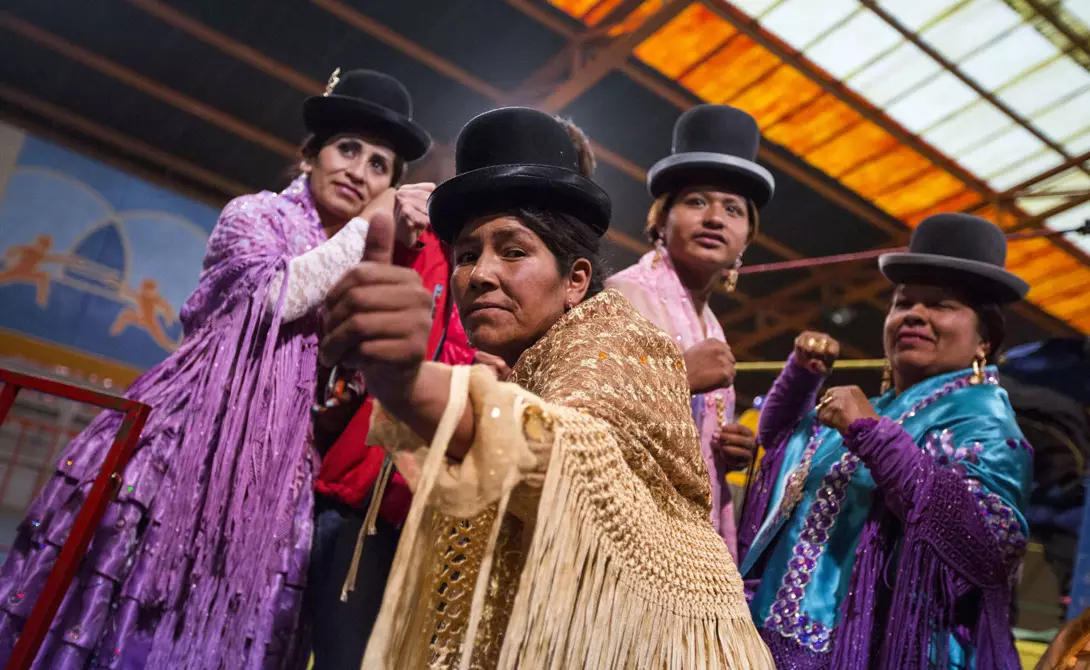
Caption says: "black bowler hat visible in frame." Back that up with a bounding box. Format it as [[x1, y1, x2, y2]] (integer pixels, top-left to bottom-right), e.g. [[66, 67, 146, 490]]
[[303, 68, 431, 161], [428, 107, 612, 245], [879, 213, 1029, 304], [647, 104, 775, 208]]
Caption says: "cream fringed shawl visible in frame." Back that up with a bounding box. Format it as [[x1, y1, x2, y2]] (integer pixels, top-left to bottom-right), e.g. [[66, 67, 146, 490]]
[[361, 290, 772, 669]]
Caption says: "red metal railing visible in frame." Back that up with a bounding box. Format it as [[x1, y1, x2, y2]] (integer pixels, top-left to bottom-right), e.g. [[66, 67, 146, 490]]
[[0, 368, 149, 670]]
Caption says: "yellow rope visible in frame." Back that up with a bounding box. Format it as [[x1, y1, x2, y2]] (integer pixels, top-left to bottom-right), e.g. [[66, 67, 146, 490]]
[[735, 358, 887, 372]]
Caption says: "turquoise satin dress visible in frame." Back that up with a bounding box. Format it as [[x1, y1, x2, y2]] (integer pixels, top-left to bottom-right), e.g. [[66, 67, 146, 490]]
[[742, 366, 1032, 667]]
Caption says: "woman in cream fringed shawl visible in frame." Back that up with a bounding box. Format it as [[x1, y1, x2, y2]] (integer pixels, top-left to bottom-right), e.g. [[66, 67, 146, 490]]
[[318, 107, 772, 669]]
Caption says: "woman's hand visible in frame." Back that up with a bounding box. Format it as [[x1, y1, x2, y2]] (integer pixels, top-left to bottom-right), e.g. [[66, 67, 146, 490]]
[[361, 187, 396, 227], [393, 182, 435, 248], [794, 331, 840, 375], [816, 386, 878, 434], [320, 202, 432, 410], [684, 339, 736, 394], [474, 350, 512, 381], [713, 423, 757, 472]]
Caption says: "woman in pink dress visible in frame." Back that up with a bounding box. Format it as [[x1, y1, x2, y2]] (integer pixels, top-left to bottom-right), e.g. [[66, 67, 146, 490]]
[[607, 104, 774, 559]]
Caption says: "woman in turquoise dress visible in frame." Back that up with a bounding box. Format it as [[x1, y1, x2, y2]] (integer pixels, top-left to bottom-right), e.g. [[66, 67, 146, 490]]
[[738, 213, 1032, 669]]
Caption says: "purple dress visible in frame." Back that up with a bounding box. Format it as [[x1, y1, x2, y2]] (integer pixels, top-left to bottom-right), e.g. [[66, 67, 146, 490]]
[[0, 177, 327, 669]]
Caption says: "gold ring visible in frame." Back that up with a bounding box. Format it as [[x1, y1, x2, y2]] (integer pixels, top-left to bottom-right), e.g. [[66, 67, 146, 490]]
[[816, 394, 832, 411], [807, 337, 817, 348], [817, 338, 828, 354]]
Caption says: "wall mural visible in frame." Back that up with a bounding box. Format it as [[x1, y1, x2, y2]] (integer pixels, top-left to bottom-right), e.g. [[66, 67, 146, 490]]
[[0, 124, 219, 371]]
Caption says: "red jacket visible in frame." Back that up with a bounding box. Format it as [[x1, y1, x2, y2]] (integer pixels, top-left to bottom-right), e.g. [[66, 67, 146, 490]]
[[315, 228, 475, 524]]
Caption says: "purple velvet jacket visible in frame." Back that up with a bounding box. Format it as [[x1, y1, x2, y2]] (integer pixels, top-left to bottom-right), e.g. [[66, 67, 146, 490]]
[[739, 355, 1031, 669]]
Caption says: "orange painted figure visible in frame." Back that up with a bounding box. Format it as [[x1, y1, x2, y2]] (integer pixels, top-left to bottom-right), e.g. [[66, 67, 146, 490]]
[[0, 235, 57, 307], [109, 278, 179, 350]]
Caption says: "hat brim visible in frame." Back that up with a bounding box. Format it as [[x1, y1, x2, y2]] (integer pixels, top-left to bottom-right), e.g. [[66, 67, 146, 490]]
[[428, 165, 611, 245], [647, 152, 774, 208], [303, 95, 431, 161], [879, 252, 1029, 305]]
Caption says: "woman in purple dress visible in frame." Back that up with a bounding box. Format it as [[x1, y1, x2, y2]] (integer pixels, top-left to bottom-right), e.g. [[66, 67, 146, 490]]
[[0, 68, 430, 669], [739, 213, 1032, 668]]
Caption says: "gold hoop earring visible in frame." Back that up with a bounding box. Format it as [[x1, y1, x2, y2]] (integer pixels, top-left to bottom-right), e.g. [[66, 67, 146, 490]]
[[880, 359, 893, 394]]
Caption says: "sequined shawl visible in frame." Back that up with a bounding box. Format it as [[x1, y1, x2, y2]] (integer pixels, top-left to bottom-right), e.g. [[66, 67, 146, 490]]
[[0, 176, 324, 669], [361, 290, 772, 669], [607, 245, 738, 555]]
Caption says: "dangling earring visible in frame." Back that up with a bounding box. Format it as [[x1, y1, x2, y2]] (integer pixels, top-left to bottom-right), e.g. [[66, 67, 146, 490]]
[[880, 359, 893, 394], [969, 352, 987, 385], [722, 258, 741, 292]]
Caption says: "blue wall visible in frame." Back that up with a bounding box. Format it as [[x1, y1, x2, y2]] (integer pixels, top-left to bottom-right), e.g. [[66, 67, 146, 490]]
[[0, 124, 220, 369]]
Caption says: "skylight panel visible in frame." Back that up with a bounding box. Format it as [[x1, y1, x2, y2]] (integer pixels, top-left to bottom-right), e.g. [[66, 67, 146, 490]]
[[919, 0, 1021, 61], [874, 0, 959, 31], [806, 10, 902, 79], [759, 0, 858, 49], [1061, 0, 1090, 28], [957, 125, 1049, 176], [1033, 88, 1090, 144], [847, 41, 943, 107], [959, 24, 1059, 90], [884, 70, 979, 133], [995, 57, 1090, 119], [730, 0, 784, 18], [922, 100, 1012, 155], [985, 149, 1065, 190]]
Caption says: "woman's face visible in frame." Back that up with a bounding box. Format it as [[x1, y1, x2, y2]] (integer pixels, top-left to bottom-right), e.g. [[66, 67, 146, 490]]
[[883, 283, 988, 390], [452, 215, 591, 366], [661, 186, 749, 273], [306, 133, 396, 225]]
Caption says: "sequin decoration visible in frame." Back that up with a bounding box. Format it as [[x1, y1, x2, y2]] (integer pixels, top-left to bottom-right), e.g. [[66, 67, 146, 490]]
[[966, 479, 1027, 566], [923, 429, 983, 476]]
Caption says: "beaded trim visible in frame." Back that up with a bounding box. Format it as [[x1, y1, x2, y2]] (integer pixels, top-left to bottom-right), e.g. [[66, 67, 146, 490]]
[[764, 371, 998, 652]]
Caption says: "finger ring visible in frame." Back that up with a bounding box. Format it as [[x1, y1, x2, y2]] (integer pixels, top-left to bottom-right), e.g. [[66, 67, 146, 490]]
[[817, 338, 828, 353], [816, 394, 832, 411], [807, 337, 817, 348]]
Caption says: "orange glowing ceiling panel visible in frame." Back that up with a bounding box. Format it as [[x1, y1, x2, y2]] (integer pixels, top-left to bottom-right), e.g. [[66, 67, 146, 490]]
[[546, 0, 602, 20], [762, 95, 862, 156], [904, 190, 982, 226], [607, 0, 666, 35], [802, 121, 897, 177], [839, 147, 932, 198], [1007, 237, 1058, 268], [728, 66, 824, 128], [633, 4, 735, 78], [583, 0, 626, 24], [680, 35, 779, 103], [874, 169, 967, 218]]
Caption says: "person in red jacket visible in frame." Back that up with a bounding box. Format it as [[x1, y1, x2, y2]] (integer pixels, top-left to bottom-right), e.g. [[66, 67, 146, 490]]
[[306, 182, 477, 670]]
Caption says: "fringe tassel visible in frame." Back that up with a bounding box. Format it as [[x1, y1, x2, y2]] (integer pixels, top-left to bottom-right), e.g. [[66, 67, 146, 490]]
[[340, 456, 395, 602], [829, 505, 886, 670], [361, 366, 471, 669], [497, 421, 773, 669]]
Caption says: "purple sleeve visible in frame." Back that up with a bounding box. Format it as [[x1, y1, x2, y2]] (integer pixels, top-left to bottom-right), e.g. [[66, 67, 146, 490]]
[[757, 353, 825, 455], [845, 417, 1024, 669], [844, 417, 1018, 579]]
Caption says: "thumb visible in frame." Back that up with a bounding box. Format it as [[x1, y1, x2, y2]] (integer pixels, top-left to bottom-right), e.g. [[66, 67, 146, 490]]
[[361, 208, 395, 264]]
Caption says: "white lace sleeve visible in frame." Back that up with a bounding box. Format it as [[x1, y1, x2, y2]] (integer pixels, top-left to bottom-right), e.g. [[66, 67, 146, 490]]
[[268, 217, 369, 322]]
